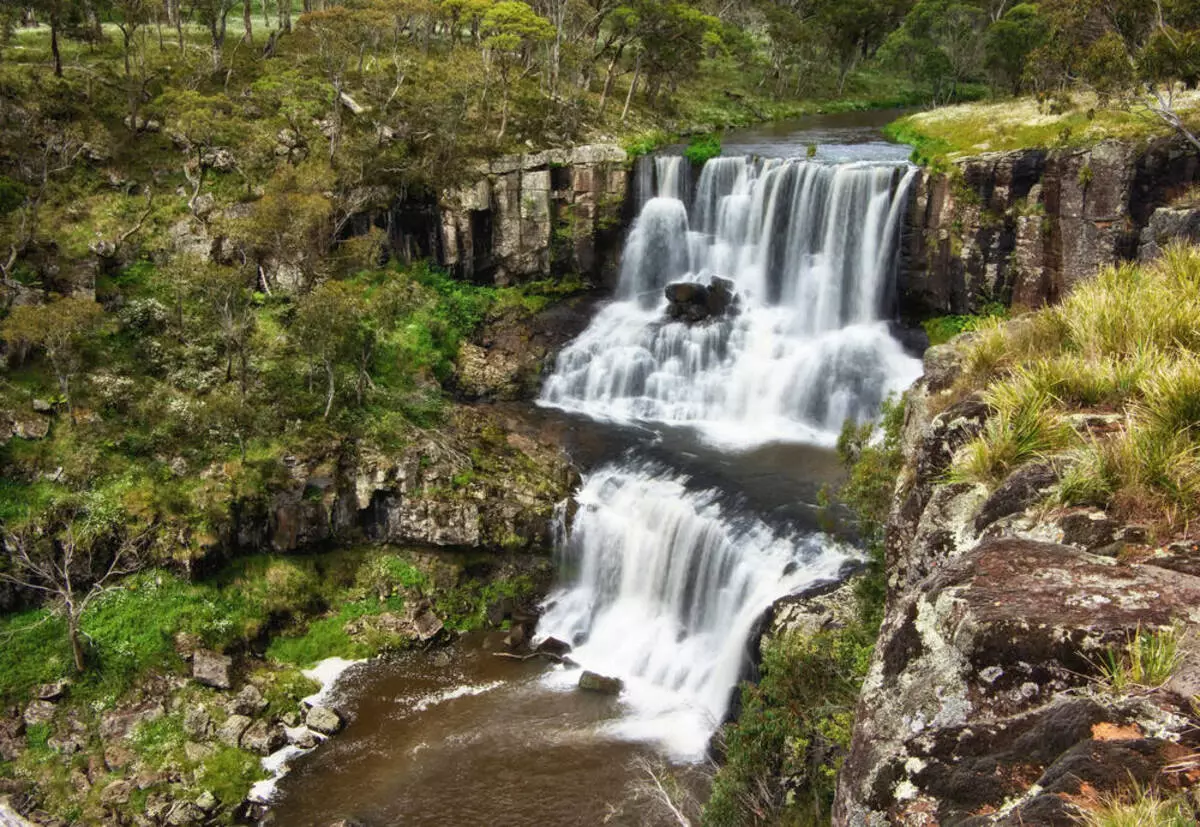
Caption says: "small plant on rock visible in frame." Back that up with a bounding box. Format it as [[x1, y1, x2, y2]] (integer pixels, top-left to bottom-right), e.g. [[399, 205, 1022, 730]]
[[1092, 624, 1182, 693]]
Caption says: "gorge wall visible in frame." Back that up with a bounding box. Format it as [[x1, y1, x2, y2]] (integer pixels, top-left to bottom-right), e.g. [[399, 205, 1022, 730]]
[[901, 138, 1200, 316], [830, 345, 1200, 825]]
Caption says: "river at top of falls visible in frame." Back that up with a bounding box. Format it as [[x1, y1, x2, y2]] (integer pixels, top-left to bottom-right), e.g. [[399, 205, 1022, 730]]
[[539, 152, 924, 449]]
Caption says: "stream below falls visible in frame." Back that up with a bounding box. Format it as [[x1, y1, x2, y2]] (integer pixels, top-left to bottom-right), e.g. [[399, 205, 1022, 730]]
[[269, 109, 923, 826]]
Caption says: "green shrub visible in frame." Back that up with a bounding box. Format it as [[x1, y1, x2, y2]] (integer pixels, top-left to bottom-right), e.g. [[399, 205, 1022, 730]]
[[195, 746, 267, 808], [1076, 786, 1195, 827], [683, 134, 722, 165]]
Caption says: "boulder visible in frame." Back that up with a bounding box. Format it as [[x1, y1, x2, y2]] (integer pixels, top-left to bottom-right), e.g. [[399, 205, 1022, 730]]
[[227, 685, 267, 717], [217, 714, 252, 748], [241, 721, 287, 756], [578, 671, 623, 695], [100, 779, 132, 807], [192, 650, 233, 690], [305, 706, 343, 736], [31, 399, 52, 414], [35, 680, 69, 702], [182, 706, 212, 741], [165, 802, 205, 826], [194, 791, 217, 813], [286, 726, 319, 749], [535, 637, 572, 658], [22, 701, 56, 727], [664, 276, 740, 324]]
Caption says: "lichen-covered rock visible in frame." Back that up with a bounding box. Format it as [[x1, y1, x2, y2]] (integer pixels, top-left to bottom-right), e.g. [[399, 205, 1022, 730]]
[[192, 650, 232, 690], [1139, 206, 1200, 260], [305, 706, 343, 735], [835, 539, 1200, 825], [241, 721, 287, 756], [227, 685, 267, 717], [902, 139, 1200, 316], [217, 714, 252, 748]]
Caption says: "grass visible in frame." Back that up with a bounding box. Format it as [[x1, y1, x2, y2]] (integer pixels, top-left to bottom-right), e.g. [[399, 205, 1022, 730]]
[[1074, 786, 1196, 827], [943, 243, 1200, 523], [886, 91, 1200, 165], [1092, 625, 1182, 693]]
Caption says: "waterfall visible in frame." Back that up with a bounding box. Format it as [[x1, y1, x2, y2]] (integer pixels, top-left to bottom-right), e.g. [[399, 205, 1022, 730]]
[[536, 151, 921, 761], [540, 156, 923, 448], [537, 462, 847, 759]]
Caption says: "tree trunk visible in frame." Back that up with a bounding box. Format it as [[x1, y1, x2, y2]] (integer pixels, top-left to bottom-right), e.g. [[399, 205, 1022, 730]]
[[242, 0, 253, 43], [50, 15, 62, 77], [279, 0, 291, 35], [68, 613, 85, 673], [621, 54, 641, 122], [322, 360, 335, 419], [598, 46, 623, 115]]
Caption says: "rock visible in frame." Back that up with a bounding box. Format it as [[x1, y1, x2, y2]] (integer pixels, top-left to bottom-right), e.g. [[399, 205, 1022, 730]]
[[664, 277, 740, 324], [30, 399, 52, 414], [305, 706, 343, 735], [835, 537, 1200, 824], [35, 679, 69, 702], [286, 726, 319, 749], [217, 714, 252, 748], [192, 650, 233, 690], [921, 343, 966, 393], [578, 671, 623, 695], [173, 632, 202, 657], [241, 721, 287, 756], [104, 745, 134, 769], [12, 415, 49, 440], [1139, 206, 1200, 261], [100, 779, 132, 807], [194, 791, 217, 813], [227, 685, 267, 717], [165, 802, 205, 826], [182, 706, 211, 741], [973, 461, 1060, 533], [504, 622, 527, 650], [535, 637, 572, 658], [411, 608, 443, 643], [183, 742, 213, 763], [22, 701, 56, 727], [101, 701, 165, 740], [1059, 508, 1120, 552]]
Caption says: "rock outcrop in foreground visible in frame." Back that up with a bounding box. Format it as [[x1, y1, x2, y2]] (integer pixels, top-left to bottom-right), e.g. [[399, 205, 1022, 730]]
[[833, 348, 1200, 825]]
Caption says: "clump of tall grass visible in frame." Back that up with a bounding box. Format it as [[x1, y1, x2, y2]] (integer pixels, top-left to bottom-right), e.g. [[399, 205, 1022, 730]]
[[952, 380, 1072, 485], [1074, 786, 1195, 827], [1091, 624, 1183, 693], [949, 243, 1200, 522]]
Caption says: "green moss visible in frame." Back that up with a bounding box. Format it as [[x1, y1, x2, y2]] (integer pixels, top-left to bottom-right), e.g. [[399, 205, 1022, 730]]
[[683, 134, 722, 165], [195, 746, 267, 808]]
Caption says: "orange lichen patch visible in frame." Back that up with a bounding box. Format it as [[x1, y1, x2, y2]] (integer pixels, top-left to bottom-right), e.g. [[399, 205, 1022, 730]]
[[1091, 722, 1142, 741], [972, 804, 999, 816], [1057, 781, 1103, 811], [998, 762, 1044, 789]]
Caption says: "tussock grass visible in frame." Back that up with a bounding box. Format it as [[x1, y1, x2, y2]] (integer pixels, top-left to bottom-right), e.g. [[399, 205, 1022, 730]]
[[1074, 786, 1195, 827], [1092, 625, 1183, 693], [949, 243, 1200, 523]]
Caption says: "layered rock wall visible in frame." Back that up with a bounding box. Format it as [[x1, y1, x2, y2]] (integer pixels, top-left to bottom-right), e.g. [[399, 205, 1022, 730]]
[[832, 349, 1200, 826], [902, 139, 1200, 315]]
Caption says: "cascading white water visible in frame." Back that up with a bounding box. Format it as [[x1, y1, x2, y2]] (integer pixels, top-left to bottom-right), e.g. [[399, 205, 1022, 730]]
[[540, 156, 924, 447], [538, 462, 847, 759], [536, 149, 921, 763]]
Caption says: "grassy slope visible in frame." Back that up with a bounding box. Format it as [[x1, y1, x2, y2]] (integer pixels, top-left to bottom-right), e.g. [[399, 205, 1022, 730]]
[[886, 91, 1200, 164]]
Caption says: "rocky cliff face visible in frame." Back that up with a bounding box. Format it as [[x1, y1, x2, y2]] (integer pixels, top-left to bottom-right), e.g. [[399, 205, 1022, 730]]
[[832, 348, 1200, 826], [222, 409, 577, 558], [902, 140, 1200, 315], [439, 144, 631, 286]]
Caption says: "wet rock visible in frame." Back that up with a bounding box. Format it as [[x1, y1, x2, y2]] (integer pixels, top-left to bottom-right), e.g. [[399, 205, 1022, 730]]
[[504, 622, 527, 651], [664, 276, 739, 323], [192, 650, 233, 690], [22, 701, 56, 727], [227, 685, 267, 717], [578, 671, 623, 695], [535, 637, 572, 658], [217, 714, 252, 748], [241, 721, 287, 756], [286, 726, 319, 749], [305, 706, 343, 735]]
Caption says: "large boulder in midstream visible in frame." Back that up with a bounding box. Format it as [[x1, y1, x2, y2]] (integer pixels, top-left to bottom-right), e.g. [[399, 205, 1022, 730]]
[[664, 276, 738, 323], [836, 538, 1200, 825]]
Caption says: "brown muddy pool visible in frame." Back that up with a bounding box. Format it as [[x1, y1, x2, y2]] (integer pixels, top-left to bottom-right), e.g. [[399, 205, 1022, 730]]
[[267, 633, 710, 826]]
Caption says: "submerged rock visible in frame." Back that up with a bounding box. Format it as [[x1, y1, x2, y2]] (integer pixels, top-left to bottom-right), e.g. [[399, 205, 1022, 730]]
[[535, 637, 572, 658], [578, 671, 623, 695]]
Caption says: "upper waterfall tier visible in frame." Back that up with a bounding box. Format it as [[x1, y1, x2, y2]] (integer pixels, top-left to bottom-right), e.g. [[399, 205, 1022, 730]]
[[540, 155, 923, 447]]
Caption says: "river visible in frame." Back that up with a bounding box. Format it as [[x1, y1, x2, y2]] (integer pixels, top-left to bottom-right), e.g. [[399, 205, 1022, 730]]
[[268, 109, 920, 826]]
